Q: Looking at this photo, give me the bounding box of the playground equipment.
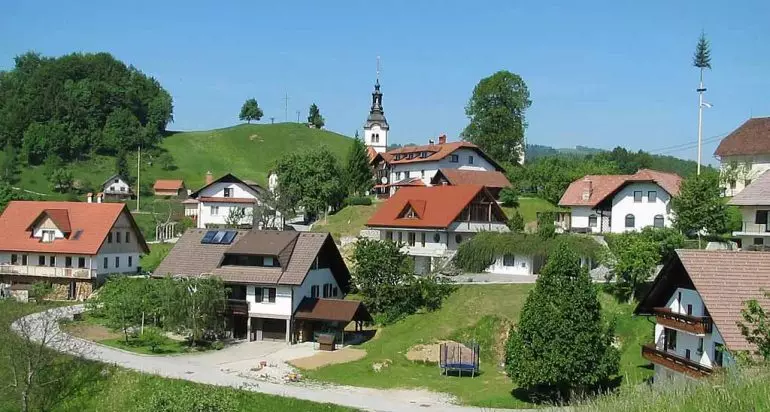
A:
[439,341,480,377]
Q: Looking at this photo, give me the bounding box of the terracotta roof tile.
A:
[714,117,770,157]
[366,185,505,229]
[0,201,147,255]
[392,177,426,187]
[431,168,512,189]
[198,197,256,204]
[372,140,504,171]
[729,170,770,206]
[279,233,328,285]
[559,169,682,207]
[153,179,185,190]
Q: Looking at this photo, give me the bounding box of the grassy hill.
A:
[11,123,354,195]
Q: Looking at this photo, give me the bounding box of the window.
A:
[120,187,126,192]
[625,214,635,228]
[310,285,319,298]
[653,214,665,228]
[108,232,113,243]
[10,254,17,265]
[754,238,764,246]
[588,214,597,228]
[211,206,219,215]
[433,233,440,243]
[21,255,27,265]
[128,256,133,267]
[420,170,425,178]
[125,232,130,243]
[323,284,333,298]
[387,231,393,241]
[65,257,72,268]
[78,257,85,268]
[633,191,643,202]
[268,288,276,303]
[648,191,657,202]
[420,232,426,247]
[42,230,55,243]
[116,232,121,243]
[39,256,45,266]
[397,232,402,243]
[110,185,115,191]
[503,255,515,266]
[697,338,704,355]
[685,349,691,360]
[264,256,274,267]
[468,155,474,164]
[455,234,463,244]
[332,287,338,297]
[687,304,693,316]
[755,210,768,225]
[714,343,724,367]
[103,257,108,269]
[49,256,55,267]
[115,257,120,268]
[407,232,416,246]
[224,188,232,198]
[450,154,459,163]
[255,287,263,302]
[664,328,677,351]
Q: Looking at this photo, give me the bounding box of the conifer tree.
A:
[506,243,619,398]
[345,131,373,196]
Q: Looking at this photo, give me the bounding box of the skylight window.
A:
[201,230,238,245]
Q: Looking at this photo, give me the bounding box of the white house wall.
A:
[364,124,387,153]
[388,148,497,187]
[719,155,770,196]
[570,206,602,233]
[246,285,293,318]
[610,182,672,233]
[197,202,254,228]
[292,268,341,311]
[486,254,534,275]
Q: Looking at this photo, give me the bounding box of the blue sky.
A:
[2,0,769,162]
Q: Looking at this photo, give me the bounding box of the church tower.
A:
[364,59,388,153]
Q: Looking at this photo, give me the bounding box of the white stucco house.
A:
[365,185,509,274]
[714,117,770,197]
[635,250,770,381]
[0,201,149,300]
[728,169,770,249]
[557,169,682,234]
[154,230,371,343]
[185,172,266,229]
[101,174,132,199]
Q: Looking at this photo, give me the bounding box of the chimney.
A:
[581,178,592,201]
[438,134,447,145]
[86,192,93,203]
[96,193,103,204]
[205,171,213,185]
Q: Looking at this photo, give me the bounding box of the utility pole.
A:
[283,93,289,122]
[296,110,301,123]
[136,145,141,212]
[270,117,275,124]
[693,32,712,176]
[697,81,705,175]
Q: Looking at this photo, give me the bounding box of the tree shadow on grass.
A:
[33,359,106,412]
[510,376,624,406]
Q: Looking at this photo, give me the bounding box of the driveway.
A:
[15,305,528,412]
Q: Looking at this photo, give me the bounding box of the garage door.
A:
[261,318,287,341]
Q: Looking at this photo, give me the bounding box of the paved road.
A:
[15,305,529,412]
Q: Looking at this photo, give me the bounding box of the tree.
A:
[307,103,325,129]
[102,108,143,152]
[671,171,728,236]
[0,142,19,183]
[224,207,247,228]
[239,98,263,123]
[505,244,619,398]
[114,149,132,184]
[344,131,373,196]
[499,187,520,208]
[737,291,770,361]
[156,151,176,171]
[0,182,33,213]
[49,168,73,193]
[273,147,344,219]
[606,232,659,303]
[693,32,712,74]
[89,277,147,343]
[252,189,293,229]
[165,277,226,346]
[30,281,53,302]
[507,211,525,233]
[638,226,685,263]
[463,70,531,164]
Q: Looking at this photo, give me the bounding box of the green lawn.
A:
[503,196,564,224]
[99,336,192,355]
[0,300,357,412]
[313,203,381,239]
[304,284,652,409]
[140,242,174,272]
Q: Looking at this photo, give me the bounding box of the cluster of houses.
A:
[0,77,769,383]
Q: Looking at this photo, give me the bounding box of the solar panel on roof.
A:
[212,230,227,243]
[201,230,217,244]
[221,231,237,245]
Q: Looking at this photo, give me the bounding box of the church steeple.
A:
[364,57,388,153]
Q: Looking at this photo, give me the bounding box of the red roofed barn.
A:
[153,179,186,197]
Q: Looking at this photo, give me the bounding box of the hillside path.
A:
[15,305,531,412]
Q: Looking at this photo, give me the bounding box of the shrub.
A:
[31,281,54,302]
[139,327,166,353]
[507,211,525,232]
[344,196,373,206]
[499,187,520,208]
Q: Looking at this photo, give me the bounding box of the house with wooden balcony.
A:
[0,201,148,300]
[154,230,371,343]
[729,170,770,249]
[635,249,770,381]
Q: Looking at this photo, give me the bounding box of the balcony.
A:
[0,264,95,280]
[226,299,249,315]
[736,221,770,235]
[653,307,712,335]
[642,344,712,379]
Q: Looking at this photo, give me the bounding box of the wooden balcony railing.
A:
[641,344,712,379]
[653,307,712,335]
[0,264,95,280]
[226,299,249,315]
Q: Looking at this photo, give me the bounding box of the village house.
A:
[635,249,770,381]
[365,185,508,274]
[153,179,186,197]
[557,169,681,234]
[154,230,371,343]
[101,174,132,200]
[728,170,770,249]
[714,117,770,196]
[184,172,266,229]
[430,168,512,199]
[0,201,149,300]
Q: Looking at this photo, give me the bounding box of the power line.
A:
[647,132,728,155]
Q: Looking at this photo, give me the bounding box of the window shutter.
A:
[268,288,276,303]
[255,287,263,303]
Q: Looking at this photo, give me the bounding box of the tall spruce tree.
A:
[307,103,325,129]
[693,32,712,78]
[506,243,619,398]
[345,131,373,196]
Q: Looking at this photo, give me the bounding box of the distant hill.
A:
[10,123,354,195]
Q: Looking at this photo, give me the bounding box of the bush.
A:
[344,196,373,206]
[31,281,54,302]
[507,211,525,232]
[499,187,520,208]
[139,327,166,353]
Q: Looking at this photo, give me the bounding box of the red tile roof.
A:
[294,298,373,322]
[27,209,72,233]
[559,169,682,207]
[0,201,148,255]
[714,117,770,157]
[366,185,504,229]
[431,168,512,189]
[198,197,256,204]
[371,140,504,171]
[153,179,184,191]
[392,177,426,187]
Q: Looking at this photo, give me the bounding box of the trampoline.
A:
[439,341,480,377]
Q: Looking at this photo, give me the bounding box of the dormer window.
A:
[41,230,55,243]
[224,188,232,198]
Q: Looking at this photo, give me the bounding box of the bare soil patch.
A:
[289,348,367,370]
[63,322,122,341]
[405,340,475,364]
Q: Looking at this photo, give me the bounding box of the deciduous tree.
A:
[165,277,226,346]
[463,70,531,164]
[605,232,659,303]
[671,171,728,236]
[499,187,520,208]
[273,147,344,220]
[239,98,263,123]
[737,291,770,361]
[307,103,324,129]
